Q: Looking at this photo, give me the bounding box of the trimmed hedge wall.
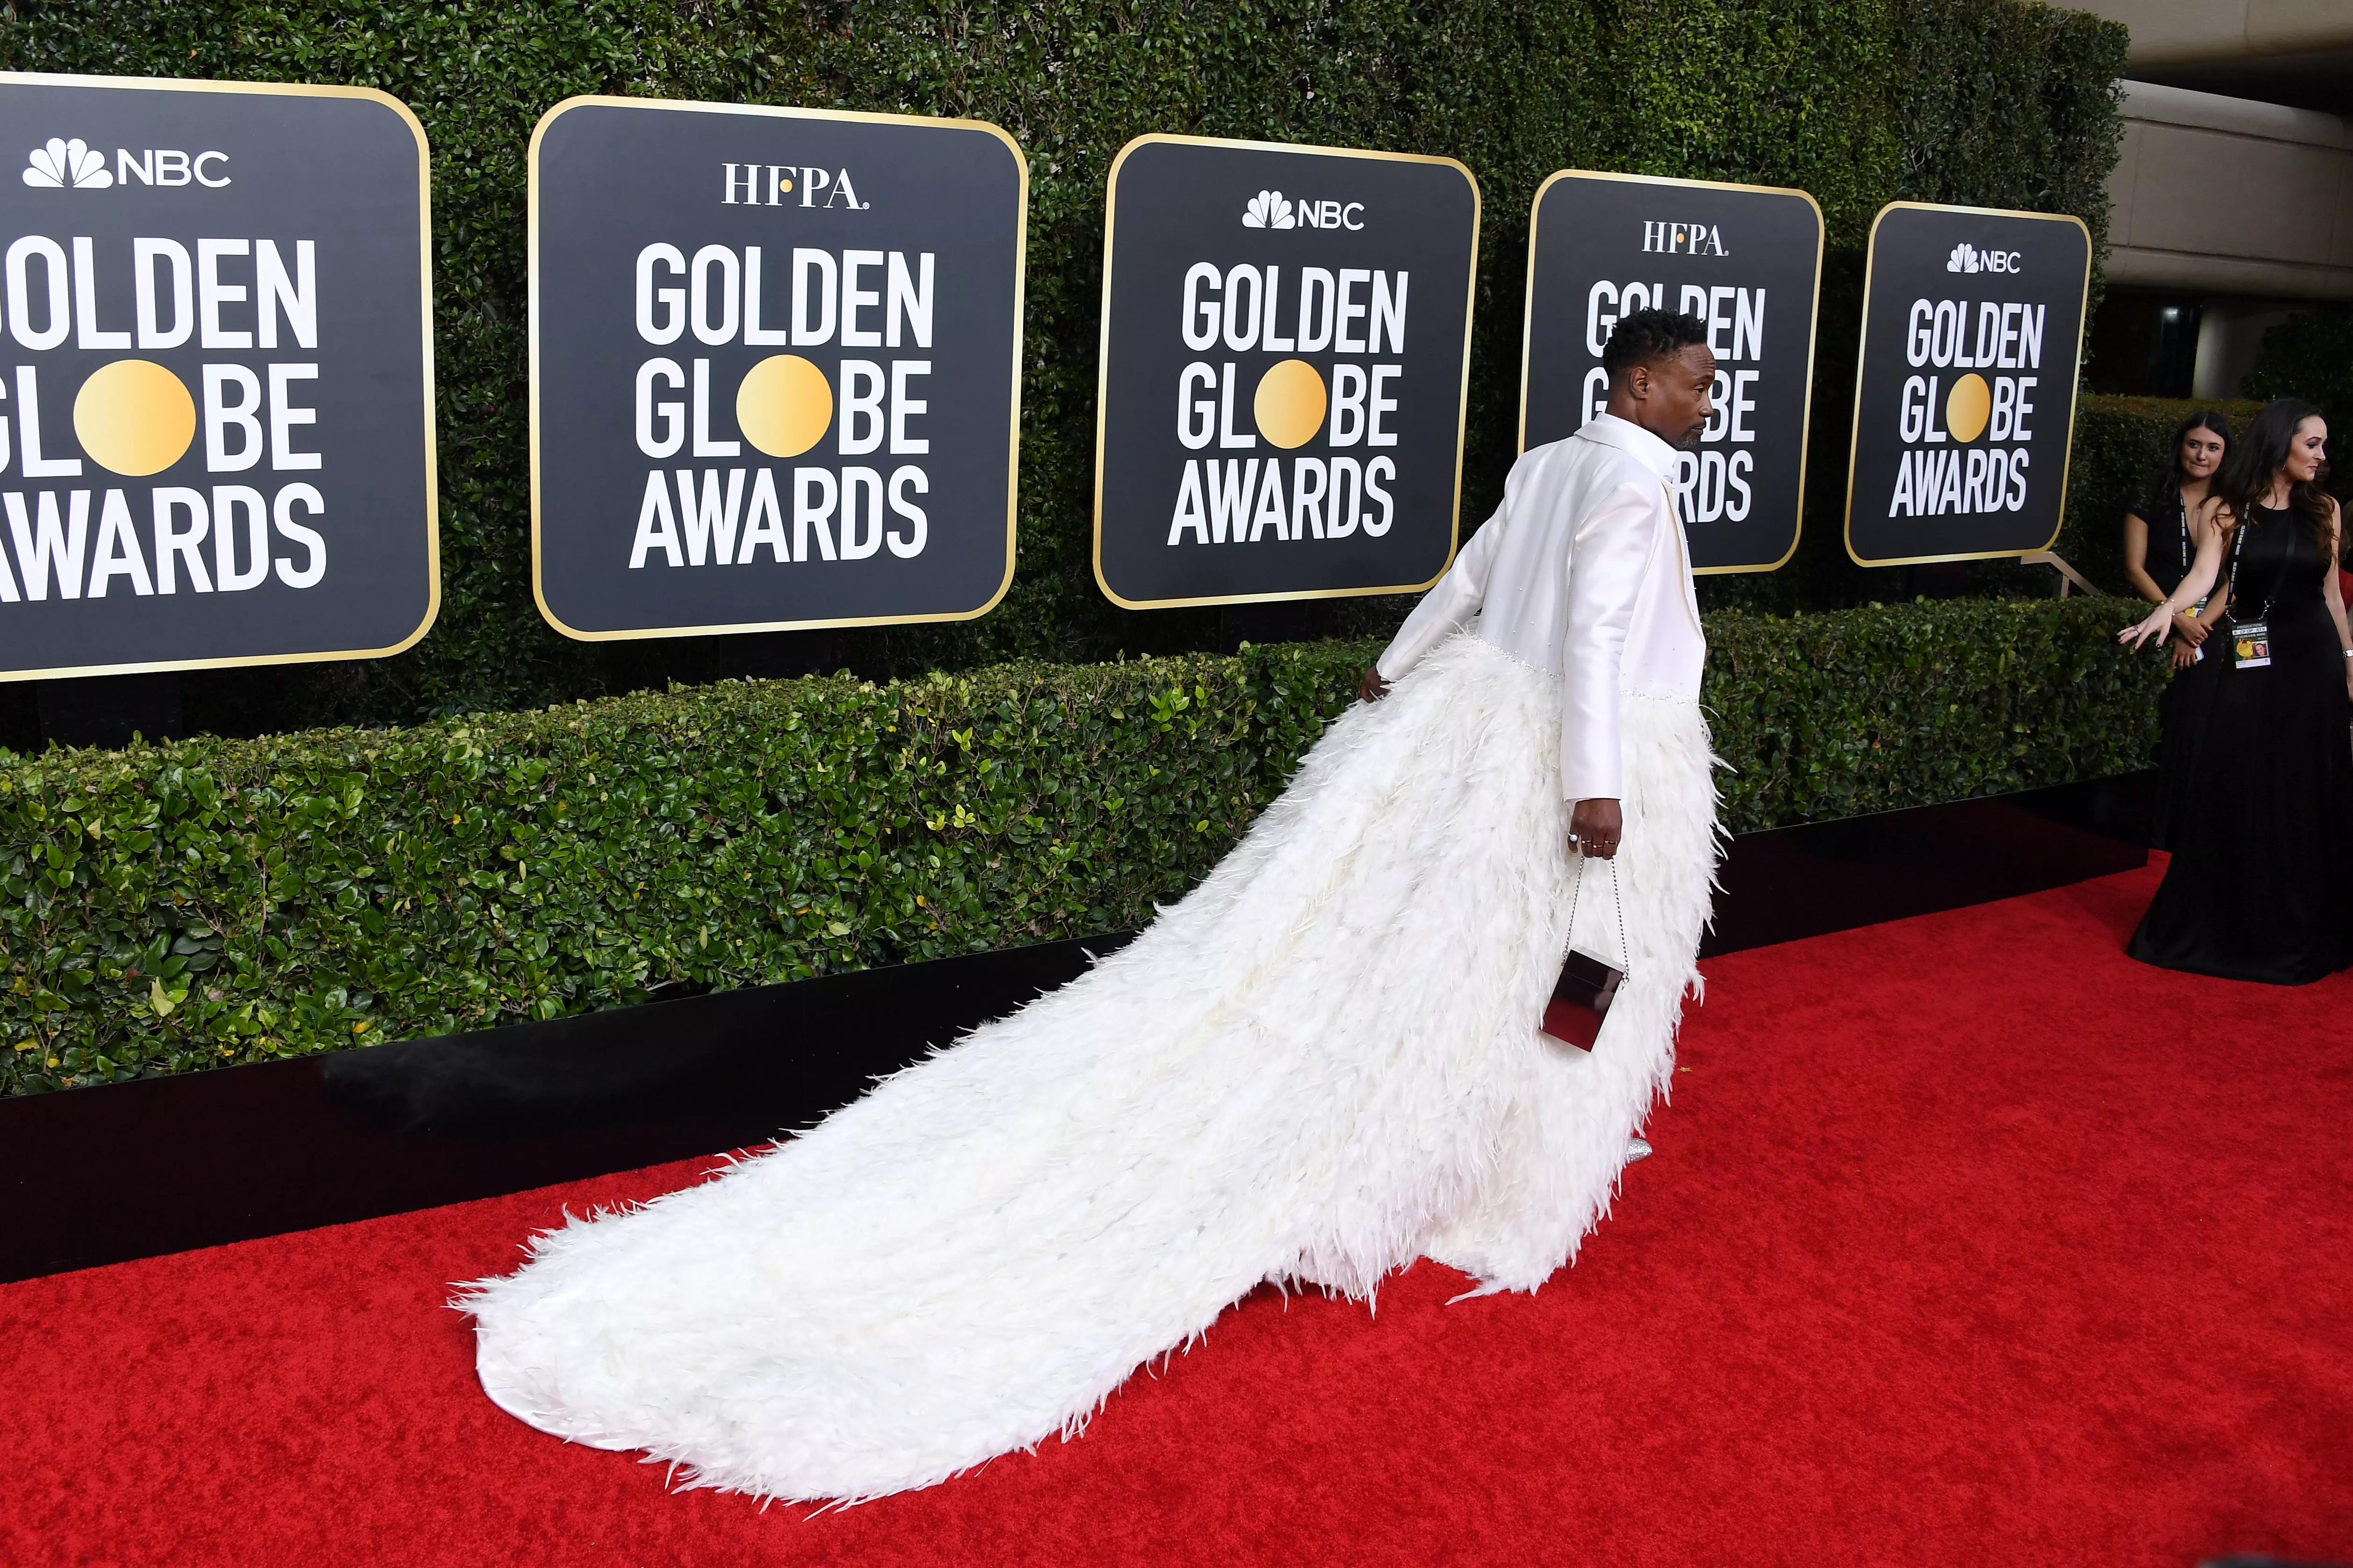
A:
[2,597,2163,1097]
[1703,596,2160,823]
[0,0,2129,734]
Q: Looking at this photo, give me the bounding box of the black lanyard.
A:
[2227,511,2295,623]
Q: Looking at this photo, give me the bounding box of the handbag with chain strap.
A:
[1542,856,1627,1051]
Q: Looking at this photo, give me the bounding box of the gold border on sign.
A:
[1089,132,1482,611]
[1515,167,1826,577]
[1842,200,2094,568]
[0,70,440,684]
[525,94,1029,642]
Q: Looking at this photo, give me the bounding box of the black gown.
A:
[2130,504,2353,983]
[2142,492,2217,851]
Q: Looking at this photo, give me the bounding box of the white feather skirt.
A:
[462,631,1722,1502]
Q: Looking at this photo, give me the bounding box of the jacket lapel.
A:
[1581,420,1705,643]
[1661,480,1703,637]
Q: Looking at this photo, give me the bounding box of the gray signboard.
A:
[1520,170,1822,575]
[1092,135,1479,610]
[0,73,436,680]
[530,97,1027,639]
[1845,202,2090,566]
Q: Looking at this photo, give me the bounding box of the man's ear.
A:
[1625,364,1651,402]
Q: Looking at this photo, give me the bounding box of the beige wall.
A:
[2070,0,2353,65]
[2107,81,2353,301]
[2189,298,2297,400]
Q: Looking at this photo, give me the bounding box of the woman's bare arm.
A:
[2324,500,2351,696]
[2122,499,2233,648]
[2123,511,2165,605]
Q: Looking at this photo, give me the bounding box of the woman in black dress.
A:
[2124,409,2232,642]
[2124,411,2233,847]
[2121,398,2353,983]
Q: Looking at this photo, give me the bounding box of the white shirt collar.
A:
[1576,412,1681,481]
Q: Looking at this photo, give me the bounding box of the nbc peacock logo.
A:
[1242,189,1295,230]
[22,137,112,189]
[1240,188,1365,232]
[1945,241,2020,275]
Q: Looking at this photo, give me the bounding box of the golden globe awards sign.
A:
[0,73,436,680]
[1519,170,1822,575]
[1092,136,1478,609]
[1845,202,2090,566]
[529,98,1027,640]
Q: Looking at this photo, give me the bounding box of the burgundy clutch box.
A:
[1540,951,1624,1051]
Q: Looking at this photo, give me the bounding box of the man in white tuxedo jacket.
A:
[1364,308,1721,1178]
[1365,308,1716,865]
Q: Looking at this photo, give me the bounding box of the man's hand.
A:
[2170,638,2200,670]
[1358,667,1391,703]
[2174,611,2208,647]
[1569,798,1623,859]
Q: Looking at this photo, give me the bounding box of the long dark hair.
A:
[2214,397,2334,553]
[2141,409,2232,521]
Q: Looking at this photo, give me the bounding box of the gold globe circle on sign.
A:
[736,355,833,459]
[1253,359,1328,450]
[73,359,197,476]
[1945,372,1991,444]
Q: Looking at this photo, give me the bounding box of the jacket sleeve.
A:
[1373,493,1507,682]
[1558,476,1659,802]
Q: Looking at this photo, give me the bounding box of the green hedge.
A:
[1,597,2162,1097]
[0,0,2129,734]
[1703,596,2161,823]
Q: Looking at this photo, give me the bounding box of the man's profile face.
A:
[1627,344,1717,450]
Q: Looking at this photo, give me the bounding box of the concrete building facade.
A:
[2070,0,2353,398]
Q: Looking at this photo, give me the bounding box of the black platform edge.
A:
[0,772,2153,1283]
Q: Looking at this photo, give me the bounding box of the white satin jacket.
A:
[1375,413,1706,801]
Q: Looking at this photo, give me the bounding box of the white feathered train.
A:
[461,630,1720,1502]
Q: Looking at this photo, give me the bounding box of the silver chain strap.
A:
[1564,849,1631,978]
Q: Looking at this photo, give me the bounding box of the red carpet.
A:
[5,858,2349,1566]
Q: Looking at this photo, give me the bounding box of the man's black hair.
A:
[1601,308,1710,378]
